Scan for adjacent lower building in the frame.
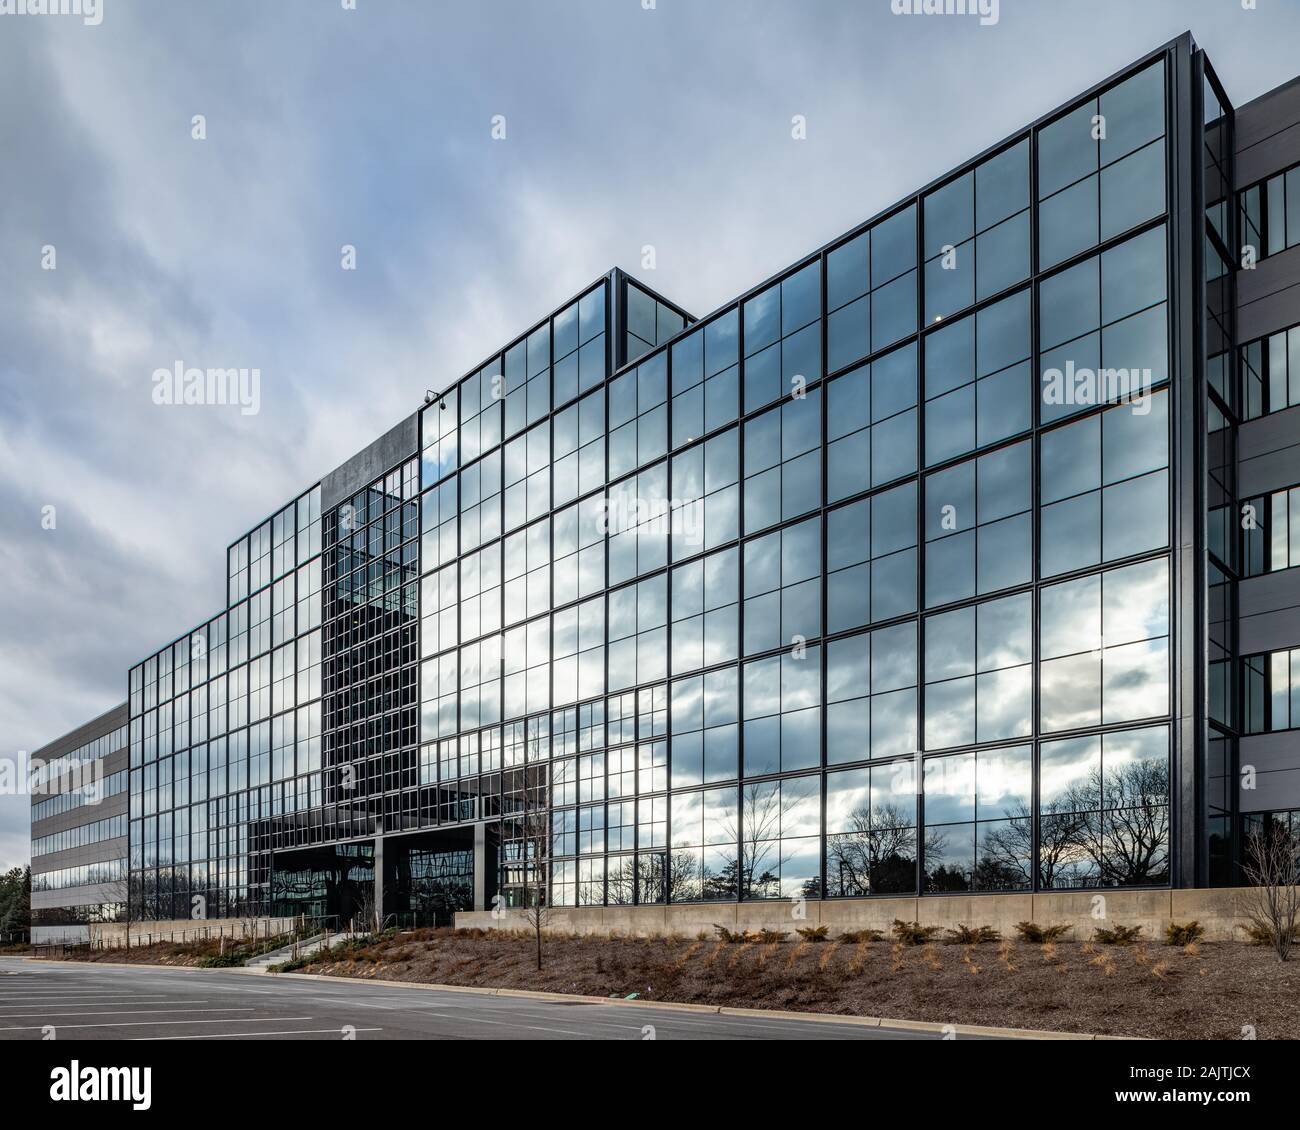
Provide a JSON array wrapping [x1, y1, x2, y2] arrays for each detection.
[[28, 706, 129, 943], [30, 31, 1300, 931]]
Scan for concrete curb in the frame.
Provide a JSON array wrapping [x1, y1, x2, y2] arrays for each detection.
[[21, 957, 1141, 1039]]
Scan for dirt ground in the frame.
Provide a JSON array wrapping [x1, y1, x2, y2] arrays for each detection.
[[286, 928, 1300, 1040]]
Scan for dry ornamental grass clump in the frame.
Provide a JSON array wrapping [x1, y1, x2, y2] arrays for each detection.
[[1089, 952, 1117, 976], [727, 942, 753, 970]]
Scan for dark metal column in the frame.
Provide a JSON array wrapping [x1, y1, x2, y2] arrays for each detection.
[[1170, 35, 1206, 889]]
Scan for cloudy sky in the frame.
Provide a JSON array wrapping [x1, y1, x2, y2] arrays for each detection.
[[2, 0, 1298, 872]]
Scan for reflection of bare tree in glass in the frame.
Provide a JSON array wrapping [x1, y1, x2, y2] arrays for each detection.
[[665, 849, 702, 902], [826, 803, 928, 896], [720, 783, 785, 900], [975, 807, 1038, 890], [1032, 807, 1094, 888], [1098, 762, 1170, 884], [79, 877, 129, 950], [607, 855, 636, 905], [497, 753, 552, 969], [636, 852, 667, 904], [1036, 761, 1169, 887]]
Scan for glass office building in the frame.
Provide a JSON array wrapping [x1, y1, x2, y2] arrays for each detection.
[[35, 33, 1300, 927]]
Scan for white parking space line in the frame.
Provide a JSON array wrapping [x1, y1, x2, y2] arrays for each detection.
[[0, 1016, 314, 1032], [298, 996, 412, 1011], [0, 991, 169, 998], [0, 996, 204, 1004], [0, 998, 200, 1009], [0, 1007, 256, 1019], [364, 1009, 596, 1037], [137, 1027, 384, 1040], [0, 999, 201, 1008]]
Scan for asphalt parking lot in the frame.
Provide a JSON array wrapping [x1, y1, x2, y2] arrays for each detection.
[[0, 957, 962, 1040]]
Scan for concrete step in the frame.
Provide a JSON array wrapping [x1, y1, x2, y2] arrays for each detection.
[[243, 933, 331, 971]]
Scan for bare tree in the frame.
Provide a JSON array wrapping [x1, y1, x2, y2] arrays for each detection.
[[519, 757, 552, 972], [1241, 819, 1300, 962], [352, 883, 381, 937]]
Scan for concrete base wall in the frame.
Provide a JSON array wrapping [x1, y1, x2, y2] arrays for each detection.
[[87, 917, 300, 949], [457, 888, 1258, 942], [32, 924, 90, 945]]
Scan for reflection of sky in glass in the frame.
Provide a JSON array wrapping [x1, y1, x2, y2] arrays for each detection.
[[1039, 734, 1100, 807], [924, 745, 1032, 824], [826, 768, 870, 833], [925, 592, 1033, 748], [1040, 558, 1169, 732], [1037, 724, 1168, 811]]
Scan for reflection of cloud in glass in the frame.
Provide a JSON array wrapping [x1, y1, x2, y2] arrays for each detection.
[[1102, 558, 1169, 646], [977, 665, 1033, 741], [925, 753, 975, 823], [1103, 638, 1169, 722], [976, 744, 1033, 817], [1039, 734, 1100, 808], [1040, 558, 1170, 731]]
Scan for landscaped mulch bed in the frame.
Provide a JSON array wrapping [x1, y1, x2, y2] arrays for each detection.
[[288, 928, 1300, 1039], [45, 938, 266, 967]]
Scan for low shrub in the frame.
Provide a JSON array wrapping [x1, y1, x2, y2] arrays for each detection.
[[1013, 921, 1073, 944], [838, 928, 885, 943], [757, 929, 789, 944], [1239, 921, 1300, 946], [944, 923, 1001, 945], [712, 925, 770, 944], [796, 925, 830, 942], [891, 919, 940, 945], [1093, 924, 1144, 946], [196, 951, 247, 968], [1165, 921, 1205, 946]]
